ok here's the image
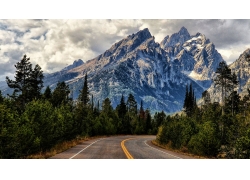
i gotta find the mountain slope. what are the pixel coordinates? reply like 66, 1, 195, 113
201, 48, 250, 105
42, 27, 224, 113
0, 27, 224, 113
62, 59, 84, 71
229, 48, 250, 95
161, 27, 224, 87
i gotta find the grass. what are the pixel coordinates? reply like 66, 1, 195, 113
25, 135, 106, 159
151, 139, 207, 159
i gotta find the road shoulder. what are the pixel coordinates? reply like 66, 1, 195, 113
149, 140, 204, 159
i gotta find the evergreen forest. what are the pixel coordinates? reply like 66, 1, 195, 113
0, 55, 155, 158
1, 56, 250, 158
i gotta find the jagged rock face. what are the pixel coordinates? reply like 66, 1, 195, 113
161, 28, 224, 89
230, 48, 250, 95
200, 48, 250, 105
160, 27, 191, 51
43, 59, 84, 89
41, 27, 224, 113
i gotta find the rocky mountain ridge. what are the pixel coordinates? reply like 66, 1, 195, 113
1, 27, 227, 113
205, 48, 250, 104
42, 27, 225, 113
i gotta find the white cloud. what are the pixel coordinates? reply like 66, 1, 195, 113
0, 19, 145, 80
217, 44, 250, 65
0, 29, 16, 44
0, 19, 250, 81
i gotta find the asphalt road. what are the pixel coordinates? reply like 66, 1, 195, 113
50, 135, 194, 159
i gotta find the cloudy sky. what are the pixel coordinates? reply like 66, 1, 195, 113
0, 2, 249, 81
0, 0, 249, 175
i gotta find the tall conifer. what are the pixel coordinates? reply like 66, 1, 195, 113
6, 54, 43, 106
43, 86, 52, 100
79, 73, 89, 106
118, 94, 127, 119
139, 100, 145, 120
183, 83, 196, 116
127, 93, 137, 115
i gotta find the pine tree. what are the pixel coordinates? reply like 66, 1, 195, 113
51, 81, 70, 107
230, 72, 239, 116
6, 55, 32, 105
74, 79, 89, 135
213, 61, 233, 115
93, 99, 100, 118
231, 72, 238, 90
43, 86, 52, 100
139, 100, 145, 120
127, 93, 137, 116
145, 109, 152, 134
183, 83, 196, 117
183, 85, 189, 110
117, 94, 129, 134
79, 73, 89, 106
118, 94, 127, 119
102, 98, 113, 114
188, 83, 194, 110
29, 64, 44, 100
6, 55, 44, 106
226, 91, 241, 115
154, 111, 166, 128
91, 94, 94, 111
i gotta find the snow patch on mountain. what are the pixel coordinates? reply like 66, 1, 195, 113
182, 70, 203, 80
137, 59, 150, 68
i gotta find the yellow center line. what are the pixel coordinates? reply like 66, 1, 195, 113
121, 138, 134, 159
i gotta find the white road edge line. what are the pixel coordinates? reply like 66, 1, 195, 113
69, 138, 104, 159
144, 140, 182, 159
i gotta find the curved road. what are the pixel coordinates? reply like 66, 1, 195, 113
50, 135, 194, 159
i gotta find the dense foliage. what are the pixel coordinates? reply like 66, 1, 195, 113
156, 62, 250, 158
0, 55, 157, 158
2, 55, 250, 159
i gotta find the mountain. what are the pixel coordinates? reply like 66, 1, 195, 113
0, 27, 224, 113
0, 59, 85, 96
160, 26, 191, 51
200, 48, 250, 104
229, 48, 250, 95
43, 59, 84, 88
62, 59, 84, 71
161, 27, 223, 88
42, 27, 224, 114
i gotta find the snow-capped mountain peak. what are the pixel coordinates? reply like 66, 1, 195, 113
182, 32, 211, 52
41, 27, 224, 114
160, 26, 191, 49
